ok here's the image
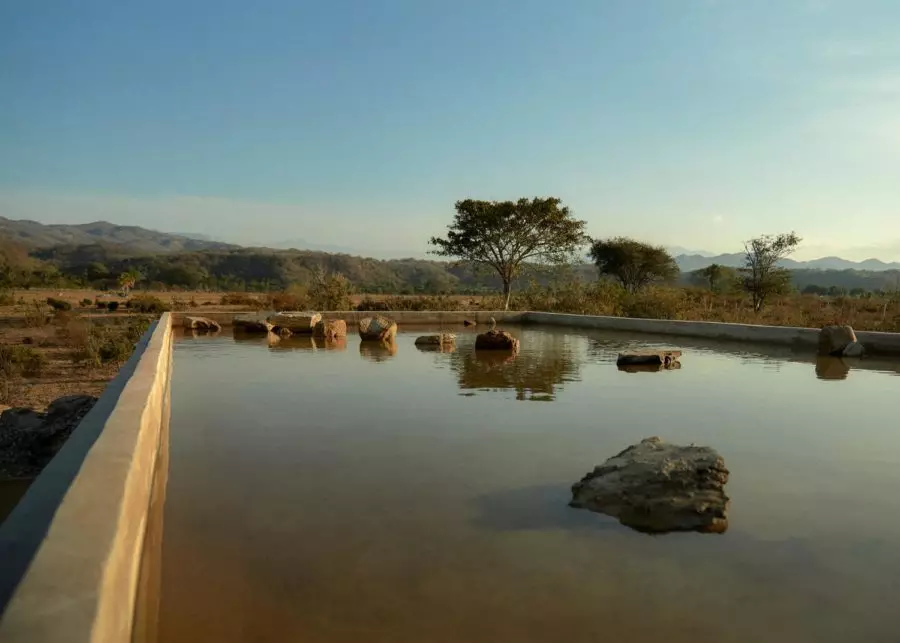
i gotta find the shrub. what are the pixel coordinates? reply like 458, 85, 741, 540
108, 301, 120, 312
96, 301, 109, 310
0, 345, 46, 377
24, 301, 49, 327
221, 293, 267, 309
46, 297, 72, 311
0, 290, 14, 306
98, 336, 133, 363
128, 296, 169, 314
270, 285, 309, 311
81, 298, 93, 307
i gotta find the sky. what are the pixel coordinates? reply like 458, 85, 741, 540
1, 0, 899, 260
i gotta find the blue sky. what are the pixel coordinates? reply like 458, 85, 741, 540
1, 0, 899, 260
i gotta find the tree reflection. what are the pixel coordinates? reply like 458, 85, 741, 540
451, 336, 581, 401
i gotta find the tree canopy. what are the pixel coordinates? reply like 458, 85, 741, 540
589, 237, 678, 293
429, 197, 587, 309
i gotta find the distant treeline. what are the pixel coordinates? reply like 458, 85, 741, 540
1, 240, 898, 295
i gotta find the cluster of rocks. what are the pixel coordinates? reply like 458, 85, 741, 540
0, 395, 98, 479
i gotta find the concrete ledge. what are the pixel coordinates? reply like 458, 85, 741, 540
0, 313, 174, 642
522, 312, 900, 356
172, 310, 525, 327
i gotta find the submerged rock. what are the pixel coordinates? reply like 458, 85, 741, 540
414, 333, 456, 346
233, 317, 273, 334
183, 316, 221, 332
616, 350, 681, 367
314, 319, 348, 340
569, 437, 729, 534
474, 329, 519, 352
818, 325, 863, 357
0, 395, 97, 479
358, 315, 398, 342
268, 312, 322, 334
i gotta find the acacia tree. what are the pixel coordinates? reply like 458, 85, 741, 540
741, 232, 801, 311
429, 197, 587, 310
589, 237, 679, 293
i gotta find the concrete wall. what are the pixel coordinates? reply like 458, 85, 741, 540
0, 313, 174, 643
523, 311, 900, 355
173, 310, 525, 326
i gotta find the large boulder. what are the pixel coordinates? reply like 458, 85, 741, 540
268, 312, 322, 334
570, 437, 730, 534
233, 317, 273, 334
183, 316, 221, 332
358, 315, 397, 342
0, 395, 97, 479
314, 319, 348, 340
818, 325, 862, 357
474, 329, 519, 352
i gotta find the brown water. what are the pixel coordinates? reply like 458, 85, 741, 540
151, 326, 900, 643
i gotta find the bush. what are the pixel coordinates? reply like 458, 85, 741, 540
0, 290, 14, 306
270, 285, 309, 311
0, 344, 46, 377
108, 301, 120, 312
221, 293, 267, 309
96, 301, 109, 310
24, 301, 49, 327
81, 298, 93, 307
128, 296, 169, 314
46, 297, 72, 311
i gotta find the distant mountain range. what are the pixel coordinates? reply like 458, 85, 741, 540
674, 252, 900, 272
0, 216, 236, 253
3, 215, 900, 273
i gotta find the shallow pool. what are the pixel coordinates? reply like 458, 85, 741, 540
151, 325, 900, 643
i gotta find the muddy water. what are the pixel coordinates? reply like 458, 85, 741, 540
151, 327, 900, 643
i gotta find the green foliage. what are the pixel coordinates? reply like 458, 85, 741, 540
589, 237, 679, 293
430, 197, 588, 309
355, 295, 466, 312
0, 344, 46, 377
46, 297, 73, 311
220, 293, 266, 308
741, 232, 801, 311
308, 270, 352, 310
127, 295, 169, 314
81, 298, 93, 307
689, 263, 739, 294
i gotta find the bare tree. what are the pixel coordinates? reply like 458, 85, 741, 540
741, 232, 801, 311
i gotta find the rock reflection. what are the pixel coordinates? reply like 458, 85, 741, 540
618, 362, 682, 374
359, 341, 397, 362
269, 335, 318, 351
451, 336, 580, 401
815, 356, 850, 381
415, 343, 457, 354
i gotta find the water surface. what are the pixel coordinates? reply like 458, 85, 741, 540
153, 326, 900, 643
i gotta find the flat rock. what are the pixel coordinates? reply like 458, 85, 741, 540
0, 395, 97, 479
414, 333, 456, 346
474, 329, 519, 351
314, 319, 348, 339
268, 312, 322, 334
618, 361, 682, 373
570, 436, 729, 534
616, 350, 681, 367
233, 317, 273, 334
183, 316, 222, 332
358, 315, 398, 342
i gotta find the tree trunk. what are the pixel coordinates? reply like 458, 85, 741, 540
502, 280, 511, 311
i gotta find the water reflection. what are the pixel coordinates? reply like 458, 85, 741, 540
415, 343, 457, 354
270, 335, 318, 351
815, 356, 850, 381
451, 336, 581, 400
359, 341, 397, 362
618, 361, 683, 374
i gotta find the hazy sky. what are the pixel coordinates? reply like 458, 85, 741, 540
2, 0, 899, 260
